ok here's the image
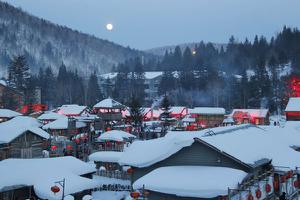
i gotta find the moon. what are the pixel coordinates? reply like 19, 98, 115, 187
106, 23, 113, 31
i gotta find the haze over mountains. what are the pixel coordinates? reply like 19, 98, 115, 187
0, 1, 149, 77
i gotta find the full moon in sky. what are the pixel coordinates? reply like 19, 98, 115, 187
106, 23, 113, 31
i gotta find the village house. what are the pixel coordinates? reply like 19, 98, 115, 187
56, 104, 88, 117
0, 156, 97, 200
93, 98, 125, 123
0, 109, 22, 123
37, 111, 66, 124
188, 107, 225, 128
229, 109, 270, 125
0, 80, 23, 109
119, 124, 300, 200
0, 116, 50, 160
285, 97, 300, 121
169, 106, 188, 119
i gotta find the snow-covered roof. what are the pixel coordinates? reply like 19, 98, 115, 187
120, 123, 300, 170
0, 79, 7, 86
100, 72, 163, 80
189, 107, 225, 115
230, 109, 269, 118
93, 98, 124, 109
97, 130, 136, 142
0, 157, 97, 199
42, 118, 86, 130
0, 116, 50, 144
133, 166, 247, 198
56, 104, 87, 116
37, 111, 67, 121
89, 151, 124, 163
285, 97, 300, 112
0, 109, 22, 118
169, 106, 186, 114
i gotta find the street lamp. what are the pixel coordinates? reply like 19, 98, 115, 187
51, 178, 66, 200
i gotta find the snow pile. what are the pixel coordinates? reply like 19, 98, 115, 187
92, 191, 129, 200
93, 98, 124, 109
56, 105, 87, 116
42, 118, 86, 130
189, 107, 225, 115
285, 97, 300, 112
37, 111, 67, 121
89, 151, 124, 163
0, 116, 49, 144
133, 166, 247, 198
0, 109, 22, 118
97, 130, 136, 142
0, 157, 97, 200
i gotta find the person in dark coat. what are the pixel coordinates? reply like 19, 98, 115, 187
279, 192, 286, 200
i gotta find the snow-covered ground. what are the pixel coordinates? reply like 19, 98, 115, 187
92, 191, 129, 200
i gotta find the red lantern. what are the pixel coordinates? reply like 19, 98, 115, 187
287, 171, 293, 179
294, 179, 299, 188
247, 194, 254, 200
281, 175, 286, 183
51, 185, 60, 193
265, 183, 271, 193
106, 127, 111, 131
273, 179, 279, 191
51, 145, 57, 151
106, 141, 111, 146
66, 145, 73, 150
256, 189, 262, 199
127, 168, 134, 174
130, 192, 140, 198
75, 138, 80, 144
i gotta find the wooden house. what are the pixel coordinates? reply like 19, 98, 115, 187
0, 116, 50, 160
230, 109, 270, 125
0, 109, 22, 123
169, 106, 188, 119
56, 104, 88, 117
37, 111, 66, 124
285, 97, 300, 121
189, 107, 225, 128
93, 98, 125, 122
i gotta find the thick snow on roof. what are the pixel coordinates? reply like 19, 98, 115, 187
201, 123, 300, 170
0, 116, 49, 144
93, 98, 124, 109
120, 124, 300, 170
37, 111, 67, 121
42, 118, 86, 130
133, 166, 247, 198
285, 97, 300, 112
100, 72, 163, 80
97, 130, 136, 142
189, 107, 225, 115
230, 109, 269, 118
0, 156, 97, 199
56, 104, 87, 116
0, 109, 22, 118
223, 117, 235, 123
89, 151, 124, 163
169, 106, 186, 114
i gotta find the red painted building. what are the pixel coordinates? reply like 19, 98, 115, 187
230, 109, 270, 125
285, 97, 300, 121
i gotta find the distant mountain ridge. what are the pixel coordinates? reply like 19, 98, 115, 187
146, 42, 227, 56
0, 1, 149, 77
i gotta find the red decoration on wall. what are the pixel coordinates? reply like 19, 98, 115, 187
51, 185, 60, 193
255, 189, 262, 198
265, 183, 271, 193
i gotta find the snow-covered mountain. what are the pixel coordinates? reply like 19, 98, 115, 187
0, 1, 150, 76
146, 42, 227, 56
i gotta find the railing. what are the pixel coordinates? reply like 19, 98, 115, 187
93, 184, 131, 192
96, 170, 131, 180
97, 145, 124, 152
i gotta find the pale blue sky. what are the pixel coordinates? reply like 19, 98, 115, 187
4, 0, 300, 50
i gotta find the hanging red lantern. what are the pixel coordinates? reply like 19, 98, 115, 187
66, 145, 73, 150
75, 138, 80, 144
287, 171, 293, 179
273, 179, 279, 191
247, 194, 254, 200
127, 167, 134, 174
265, 183, 271, 193
255, 189, 262, 198
51, 185, 60, 193
106, 141, 111, 146
51, 145, 57, 151
281, 175, 286, 183
130, 191, 140, 198
106, 127, 111, 131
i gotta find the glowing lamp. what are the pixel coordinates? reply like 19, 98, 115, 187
255, 189, 262, 199
75, 138, 80, 144
51, 185, 60, 193
130, 192, 140, 198
51, 145, 57, 151
127, 168, 134, 174
66, 145, 73, 150
265, 183, 271, 193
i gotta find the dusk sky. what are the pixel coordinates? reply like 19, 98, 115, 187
4, 0, 300, 50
